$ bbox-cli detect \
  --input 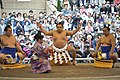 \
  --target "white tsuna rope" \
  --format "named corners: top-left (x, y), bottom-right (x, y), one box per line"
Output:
top-left (62, 52), bottom-right (68, 63)
top-left (13, 53), bottom-right (18, 63)
top-left (58, 52), bottom-right (63, 64)
top-left (5, 54), bottom-right (14, 63)
top-left (51, 44), bottom-right (72, 64)
top-left (49, 56), bottom-right (53, 60)
top-left (65, 51), bottom-right (72, 60)
top-left (54, 52), bottom-right (58, 64)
